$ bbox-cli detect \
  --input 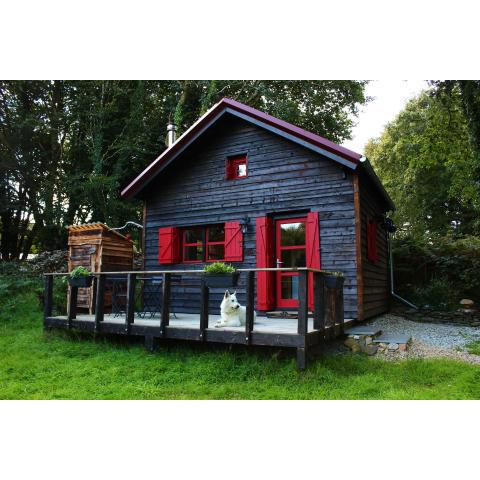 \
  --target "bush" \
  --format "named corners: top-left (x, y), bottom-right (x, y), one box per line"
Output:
top-left (393, 235), bottom-right (480, 309)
